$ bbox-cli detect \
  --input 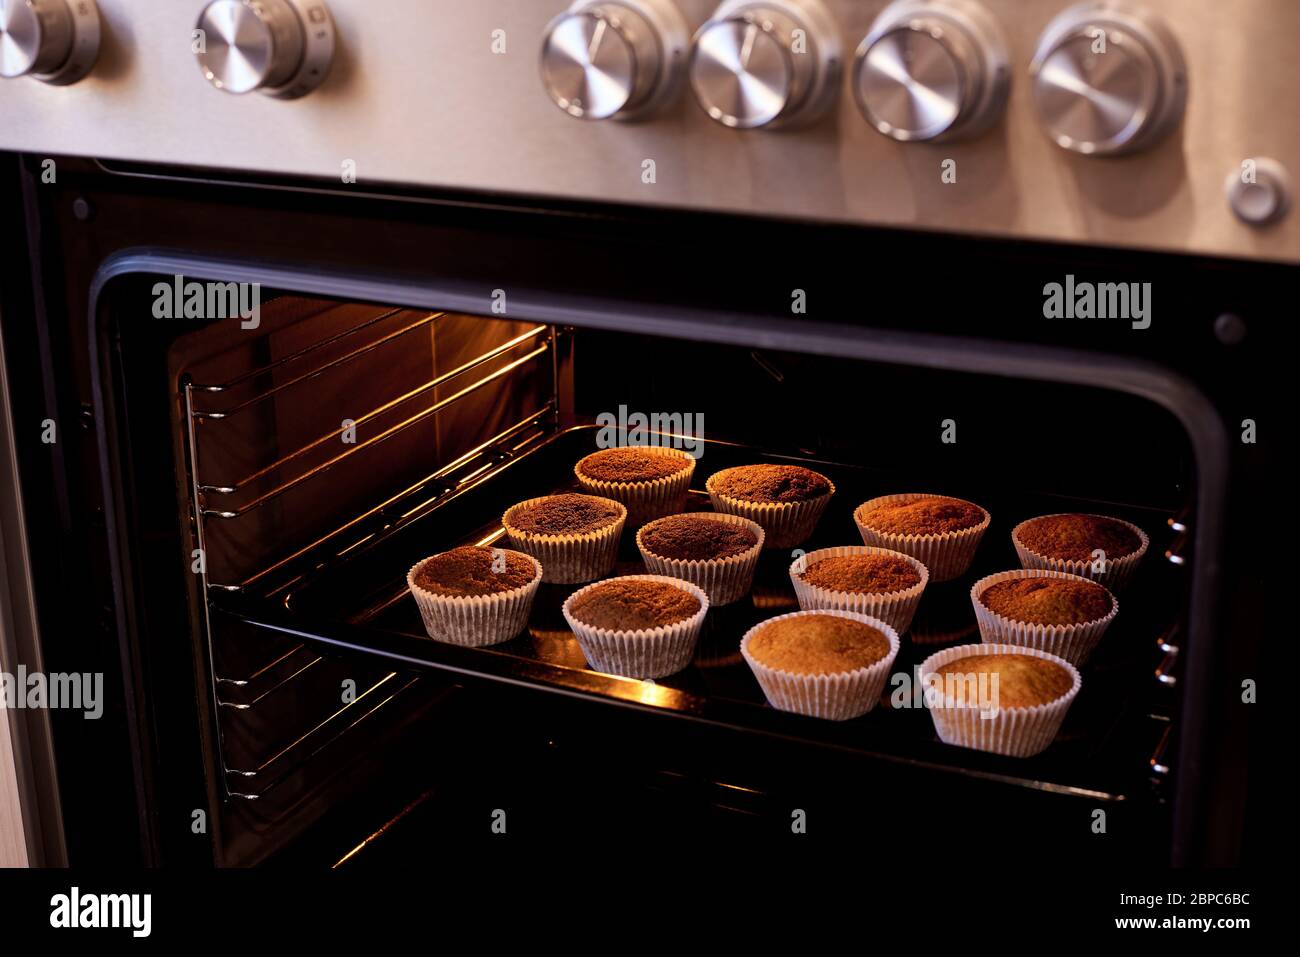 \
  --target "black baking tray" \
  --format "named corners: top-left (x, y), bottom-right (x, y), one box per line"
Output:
top-left (219, 426), bottom-right (1182, 803)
